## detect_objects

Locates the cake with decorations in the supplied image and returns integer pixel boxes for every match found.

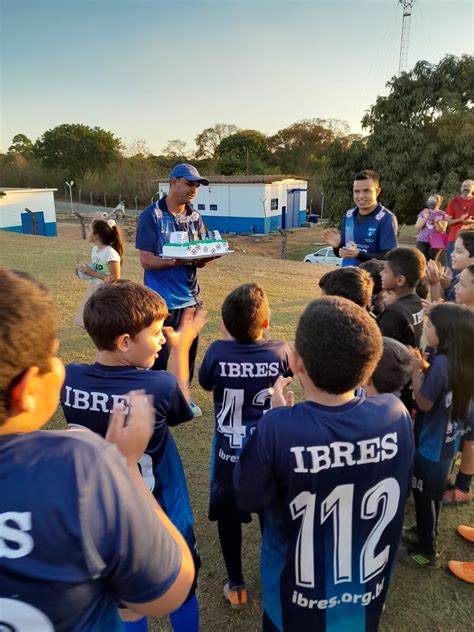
[162,230,230,258]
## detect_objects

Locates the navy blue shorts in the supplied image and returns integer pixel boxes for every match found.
[412,451,453,501]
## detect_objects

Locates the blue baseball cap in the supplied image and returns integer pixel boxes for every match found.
[170,163,209,186]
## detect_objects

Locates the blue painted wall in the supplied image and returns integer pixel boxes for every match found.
[0,222,57,237]
[202,213,305,235]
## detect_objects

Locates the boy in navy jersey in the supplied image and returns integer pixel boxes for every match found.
[235,297,414,632]
[199,283,292,609]
[323,170,398,267]
[61,280,204,632]
[0,268,194,631]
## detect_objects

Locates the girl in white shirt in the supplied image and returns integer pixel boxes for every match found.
[74,218,125,326]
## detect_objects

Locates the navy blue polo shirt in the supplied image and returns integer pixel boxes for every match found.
[339,205,398,267]
[135,197,206,310]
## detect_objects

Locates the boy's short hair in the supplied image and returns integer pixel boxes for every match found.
[221,283,269,343]
[84,280,168,351]
[359,260,384,295]
[458,230,474,257]
[385,247,426,288]
[295,297,382,394]
[354,169,379,186]
[0,268,57,423]
[371,337,413,394]
[319,267,374,308]
[415,276,430,300]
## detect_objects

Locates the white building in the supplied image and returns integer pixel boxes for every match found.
[158,175,308,234]
[0,188,58,236]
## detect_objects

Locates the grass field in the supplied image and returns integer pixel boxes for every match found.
[0,230,472,632]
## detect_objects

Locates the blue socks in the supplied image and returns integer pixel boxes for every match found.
[170,593,199,632]
[121,593,199,632]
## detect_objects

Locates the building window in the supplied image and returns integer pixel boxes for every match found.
[271,198,278,210]
[209,204,218,211]
[198,204,205,210]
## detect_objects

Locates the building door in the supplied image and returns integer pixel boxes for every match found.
[21,211,46,235]
[286,192,294,228]
[281,206,287,229]
[292,190,300,227]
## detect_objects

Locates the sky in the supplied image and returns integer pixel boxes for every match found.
[0,0,472,155]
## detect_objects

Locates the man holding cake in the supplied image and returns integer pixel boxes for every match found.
[136,163,217,415]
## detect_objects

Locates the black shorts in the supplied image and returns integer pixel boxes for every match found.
[208,480,252,523]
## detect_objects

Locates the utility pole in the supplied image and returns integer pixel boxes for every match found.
[65,180,74,214]
[398,0,416,75]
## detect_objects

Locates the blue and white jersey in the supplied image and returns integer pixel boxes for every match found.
[339,205,398,267]
[0,430,182,632]
[199,339,291,488]
[136,197,206,310]
[415,354,463,462]
[61,363,195,544]
[235,395,414,632]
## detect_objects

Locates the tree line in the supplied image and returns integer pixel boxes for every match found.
[1,54,472,223]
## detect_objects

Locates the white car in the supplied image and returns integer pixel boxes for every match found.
[304,246,342,266]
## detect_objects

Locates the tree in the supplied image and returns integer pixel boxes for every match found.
[35,124,122,175]
[162,139,190,160]
[362,54,474,222]
[8,133,34,157]
[268,119,346,175]
[194,123,240,158]
[215,130,269,174]
[123,138,151,158]
[318,139,370,222]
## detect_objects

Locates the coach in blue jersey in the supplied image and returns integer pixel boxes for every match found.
[323,170,398,267]
[136,163,215,386]
[235,297,414,632]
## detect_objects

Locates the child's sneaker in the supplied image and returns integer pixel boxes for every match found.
[448,561,474,584]
[399,546,441,569]
[442,486,471,504]
[223,580,248,609]
[189,401,202,418]
[457,524,474,543]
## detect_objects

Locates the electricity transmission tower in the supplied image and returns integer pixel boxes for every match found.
[398,0,416,75]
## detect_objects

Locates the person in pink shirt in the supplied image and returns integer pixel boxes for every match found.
[415,194,448,262]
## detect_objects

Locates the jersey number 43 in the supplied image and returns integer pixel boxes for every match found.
[216,387,271,448]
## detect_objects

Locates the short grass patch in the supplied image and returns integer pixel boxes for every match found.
[0,231,471,632]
